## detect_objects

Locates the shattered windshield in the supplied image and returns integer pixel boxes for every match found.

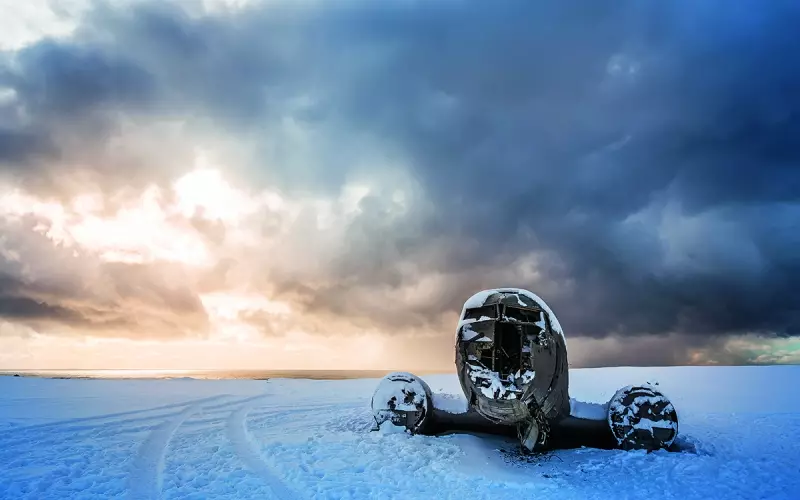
[502,306,544,325]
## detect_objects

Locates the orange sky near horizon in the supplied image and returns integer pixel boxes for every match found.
[0,161,457,371]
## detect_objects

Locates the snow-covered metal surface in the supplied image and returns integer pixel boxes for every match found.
[456,287,566,342]
[464,359,535,401]
[372,373,428,413]
[371,372,432,433]
[607,384,678,450]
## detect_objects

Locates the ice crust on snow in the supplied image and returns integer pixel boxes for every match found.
[569,398,609,421]
[378,419,407,434]
[431,393,469,414]
[2,366,800,499]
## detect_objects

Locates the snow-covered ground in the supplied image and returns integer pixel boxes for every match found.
[1,366,799,499]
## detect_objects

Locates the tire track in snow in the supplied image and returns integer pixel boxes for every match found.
[11,394,228,434]
[1,395,243,452]
[126,396,228,500]
[227,395,300,500]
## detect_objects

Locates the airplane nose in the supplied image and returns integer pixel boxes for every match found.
[459,311,544,402]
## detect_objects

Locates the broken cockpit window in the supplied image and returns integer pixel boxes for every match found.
[503,306,550,347]
[462,305,497,321]
[461,303,552,401]
[502,306,540,324]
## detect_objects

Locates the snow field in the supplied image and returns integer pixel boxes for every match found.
[1,366,799,499]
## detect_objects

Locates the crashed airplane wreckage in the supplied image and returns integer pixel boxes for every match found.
[371,288,679,452]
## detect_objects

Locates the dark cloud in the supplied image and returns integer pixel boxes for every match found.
[6,40,155,117]
[0,128,55,165]
[0,38,155,153]
[0,31,181,194]
[0,272,208,337]
[0,284,83,324]
[281,0,800,339]
[0,0,798,349]
[0,220,209,338]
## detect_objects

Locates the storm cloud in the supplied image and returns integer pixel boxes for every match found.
[0,0,798,365]
[0,217,209,338]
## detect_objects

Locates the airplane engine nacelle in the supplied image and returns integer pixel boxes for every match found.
[371,372,434,434]
[607,385,679,451]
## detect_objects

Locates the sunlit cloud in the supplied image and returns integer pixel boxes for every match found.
[0,179,211,266]
[0,0,87,50]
